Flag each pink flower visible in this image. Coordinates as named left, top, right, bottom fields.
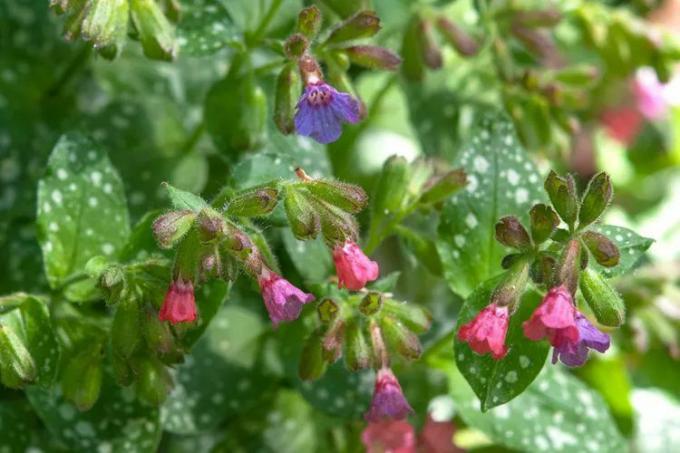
left=633, top=67, right=669, bottom=120
left=333, top=241, right=379, bottom=291
left=365, top=367, right=413, bottom=422
left=257, top=271, right=315, bottom=326
left=419, top=416, right=462, bottom=453
left=159, top=279, right=197, bottom=324
left=523, top=285, right=579, bottom=347
left=600, top=107, right=643, bottom=146
left=361, top=420, right=416, bottom=453
left=457, top=303, right=509, bottom=360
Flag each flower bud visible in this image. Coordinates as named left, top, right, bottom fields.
left=419, top=169, right=467, bottom=205
left=513, top=8, right=562, bottom=28
left=579, top=172, right=613, bottom=228
left=99, top=265, right=126, bottom=303
left=326, top=10, right=381, bottom=44
left=274, top=63, right=298, bottom=134
left=435, top=17, right=479, bottom=56
left=495, top=216, right=531, bottom=250
left=344, top=45, right=401, bottom=70
left=111, top=350, right=134, bottom=387
left=317, top=298, right=340, bottom=324
left=161, top=0, right=181, bottom=23
left=582, top=231, right=620, bottom=268
left=0, top=326, right=36, bottom=388
left=130, top=0, right=177, bottom=61
left=511, top=25, right=558, bottom=63
left=225, top=186, right=279, bottom=218
left=553, top=65, right=600, bottom=86
left=81, top=0, right=129, bottom=59
left=580, top=267, right=626, bottom=327
left=152, top=210, right=195, bottom=249
left=530, top=252, right=557, bottom=285
left=544, top=171, right=578, bottom=226
left=301, top=174, right=368, bottom=214
left=299, top=330, right=327, bottom=381
left=61, top=0, right=89, bottom=41
left=556, top=239, right=581, bottom=295
left=143, top=305, right=177, bottom=355
left=530, top=203, right=559, bottom=244
left=62, top=345, right=103, bottom=411
left=284, top=187, right=320, bottom=240
left=359, top=292, right=383, bottom=316
left=196, top=208, right=225, bottom=241
left=321, top=319, right=345, bottom=363
left=372, top=155, right=410, bottom=216
left=111, top=297, right=141, bottom=359
left=284, top=33, right=309, bottom=59
left=418, top=19, right=442, bottom=70
left=314, top=199, right=359, bottom=245
left=133, top=356, right=173, bottom=406
left=344, top=318, right=371, bottom=371
left=401, top=16, right=425, bottom=81
left=380, top=315, right=422, bottom=360
left=382, top=300, right=431, bottom=334
left=491, top=260, right=530, bottom=307
left=297, top=5, right=322, bottom=38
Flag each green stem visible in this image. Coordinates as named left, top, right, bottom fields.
left=181, top=122, right=206, bottom=155
left=249, top=0, right=284, bottom=46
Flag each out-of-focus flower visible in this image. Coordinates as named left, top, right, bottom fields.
left=333, top=240, right=379, bottom=290
left=457, top=303, right=510, bottom=360
left=633, top=67, right=669, bottom=120
left=362, top=420, right=416, bottom=453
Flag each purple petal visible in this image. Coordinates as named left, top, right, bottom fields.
left=330, top=91, right=361, bottom=124
left=576, top=315, right=610, bottom=353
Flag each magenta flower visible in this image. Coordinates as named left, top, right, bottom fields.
left=523, top=285, right=579, bottom=347
left=365, top=367, right=414, bottom=422
left=551, top=312, right=610, bottom=367
left=361, top=420, right=416, bottom=453
left=633, top=68, right=668, bottom=120
left=159, top=279, right=197, bottom=324
left=257, top=271, right=315, bottom=326
left=294, top=81, right=361, bottom=144
left=457, top=303, right=509, bottom=360
left=332, top=240, right=379, bottom=291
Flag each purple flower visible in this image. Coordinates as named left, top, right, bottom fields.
left=257, top=271, right=315, bottom=326
left=551, top=312, right=610, bottom=367
left=294, top=82, right=361, bottom=144
left=365, top=367, right=414, bottom=422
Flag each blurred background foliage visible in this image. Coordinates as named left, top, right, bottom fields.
left=0, top=0, right=679, bottom=452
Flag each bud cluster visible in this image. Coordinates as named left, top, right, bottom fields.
left=50, top=0, right=178, bottom=60
left=458, top=171, right=625, bottom=368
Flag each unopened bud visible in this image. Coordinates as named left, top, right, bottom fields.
left=401, top=16, right=425, bottom=81
left=153, top=210, right=195, bottom=249
left=314, top=199, right=359, bottom=245
left=579, top=172, right=613, bottom=228
left=530, top=252, right=557, bottom=285
left=582, top=231, right=620, bottom=268
left=274, top=63, right=298, bottom=134
left=495, top=216, right=531, bottom=250
left=298, top=54, right=323, bottom=85
left=435, top=17, right=479, bottom=56
left=359, top=292, right=383, bottom=316
left=0, top=326, right=36, bottom=388
left=99, top=265, right=125, bottom=303
left=511, top=25, right=558, bottom=63
left=130, top=0, right=178, bottom=61
left=302, top=176, right=368, bottom=214
left=284, top=33, right=309, bottom=59
left=196, top=208, right=225, bottom=240
left=491, top=260, right=529, bottom=307
left=81, top=0, right=129, bottom=59
left=133, top=356, right=173, bottom=406
left=344, top=318, right=371, bottom=371
left=226, top=186, right=279, bottom=218
left=299, top=330, right=327, bottom=381
left=382, top=300, right=431, bottom=334
left=143, top=306, right=177, bottom=355
left=530, top=203, right=559, bottom=244
left=556, top=239, right=581, bottom=295
left=554, top=65, right=600, bottom=86
left=419, top=169, right=467, bottom=205
left=380, top=315, right=422, bottom=360
left=418, top=19, right=442, bottom=70
left=111, top=297, right=141, bottom=359
left=544, top=171, right=578, bottom=226
left=513, top=8, right=562, bottom=28
left=161, top=0, right=181, bottom=23
left=297, top=5, right=322, bottom=38
left=322, top=319, right=345, bottom=363
left=372, top=155, right=410, bottom=216
left=580, top=267, right=625, bottom=327
left=344, top=45, right=401, bottom=70
left=284, top=187, right=320, bottom=240
left=112, top=351, right=134, bottom=387
left=317, top=298, right=340, bottom=323
left=62, top=345, right=103, bottom=411
left=326, top=10, right=381, bottom=44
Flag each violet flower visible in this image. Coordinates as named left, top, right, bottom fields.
left=365, top=367, right=413, bottom=422
left=551, top=312, right=610, bottom=367
left=294, top=82, right=360, bottom=144
left=258, top=271, right=315, bottom=326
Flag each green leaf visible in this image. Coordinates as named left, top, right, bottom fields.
left=436, top=114, right=546, bottom=297
left=590, top=225, right=653, bottom=278
left=177, top=0, right=237, bottom=56
left=162, top=304, right=275, bottom=434
left=455, top=277, right=549, bottom=411
left=162, top=182, right=209, bottom=212
left=447, top=363, right=627, bottom=452
left=119, top=210, right=168, bottom=262
left=632, top=388, right=680, bottom=451
left=27, top=372, right=162, bottom=452
left=0, top=295, right=60, bottom=387
left=0, top=399, right=37, bottom=451
left=178, top=280, right=230, bottom=348
left=281, top=229, right=332, bottom=282
left=36, top=133, right=130, bottom=301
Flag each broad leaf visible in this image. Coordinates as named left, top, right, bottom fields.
left=281, top=229, right=333, bottom=282
left=177, top=0, right=238, bottom=56
left=162, top=304, right=275, bottom=434
left=162, top=182, right=209, bottom=212
left=448, top=363, right=627, bottom=452
left=590, top=225, right=653, bottom=278
left=454, top=277, right=549, bottom=411
left=0, top=295, right=60, bottom=387
left=0, top=399, right=37, bottom=451
left=437, top=114, right=546, bottom=297
left=37, top=133, right=130, bottom=301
